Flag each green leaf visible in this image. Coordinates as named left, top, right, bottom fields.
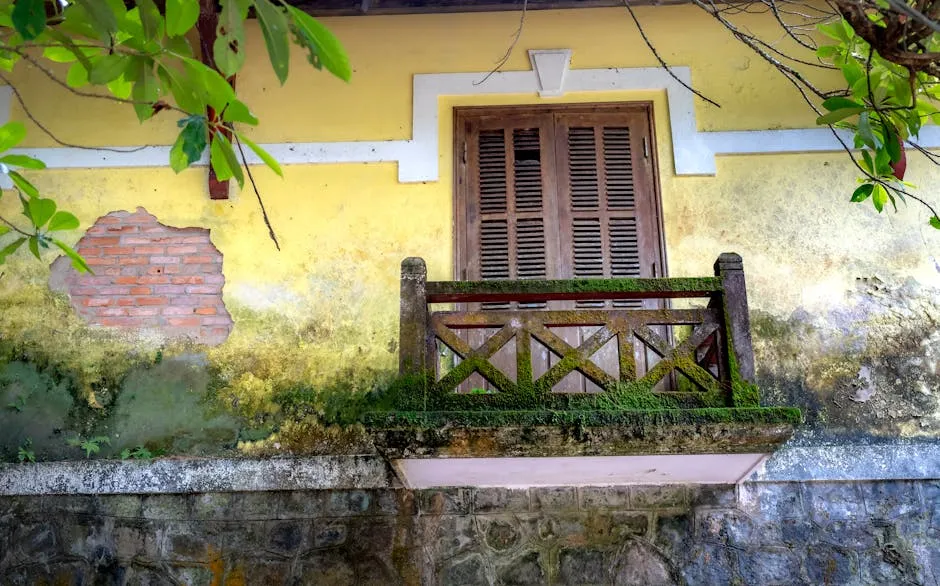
left=12, top=0, right=46, bottom=40
left=816, top=45, right=839, bottom=59
left=851, top=183, right=873, bottom=202
left=107, top=75, right=133, bottom=100
left=818, top=21, right=848, bottom=42
left=72, top=0, right=119, bottom=37
left=180, top=57, right=236, bottom=111
left=874, top=146, right=891, bottom=175
left=0, top=154, right=45, bottom=169
left=48, top=211, right=80, bottom=232
left=170, top=116, right=207, bottom=173
left=214, top=0, right=247, bottom=77
left=872, top=183, right=888, bottom=212
left=0, top=225, right=8, bottom=237
left=8, top=171, right=38, bottom=197
left=169, top=116, right=208, bottom=172
left=0, top=49, right=22, bottom=73
left=236, top=132, right=282, bottom=177
left=130, top=58, right=161, bottom=122
left=44, top=27, right=94, bottom=74
left=884, top=125, right=901, bottom=164
left=210, top=133, right=244, bottom=187
left=222, top=100, right=258, bottom=125
left=842, top=59, right=865, bottom=88
left=285, top=5, right=351, bottom=82
left=860, top=150, right=874, bottom=174
left=165, top=0, right=200, bottom=37
left=929, top=216, right=940, bottom=229
left=43, top=46, right=80, bottom=64
left=822, top=97, right=863, bottom=111
left=253, top=0, right=290, bottom=85
left=816, top=107, right=865, bottom=125
left=136, top=0, right=163, bottom=41
left=157, top=64, right=205, bottom=114
left=27, top=197, right=56, bottom=228
left=27, top=235, right=39, bottom=259
left=0, top=121, right=26, bottom=152
left=89, top=54, right=131, bottom=84
left=0, top=237, right=25, bottom=263
left=857, top=112, right=879, bottom=149
left=892, top=76, right=912, bottom=108
left=66, top=62, right=90, bottom=88
left=52, top=239, right=92, bottom=273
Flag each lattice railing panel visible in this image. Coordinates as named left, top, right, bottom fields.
left=430, top=309, right=724, bottom=394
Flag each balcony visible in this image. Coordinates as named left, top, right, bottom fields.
left=364, top=253, right=800, bottom=487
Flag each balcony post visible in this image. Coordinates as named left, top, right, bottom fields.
left=400, top=257, right=430, bottom=376
left=714, top=253, right=755, bottom=383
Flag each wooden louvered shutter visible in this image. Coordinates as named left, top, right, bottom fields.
left=554, top=111, right=664, bottom=307
left=459, top=114, right=561, bottom=308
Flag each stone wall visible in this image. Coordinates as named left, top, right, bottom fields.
left=1, top=480, right=937, bottom=585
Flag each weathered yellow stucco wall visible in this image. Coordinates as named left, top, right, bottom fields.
left=1, top=5, right=938, bottom=453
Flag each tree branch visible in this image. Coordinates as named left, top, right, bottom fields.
left=622, top=0, right=722, bottom=108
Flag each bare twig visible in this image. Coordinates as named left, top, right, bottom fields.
left=907, top=140, right=940, bottom=165
left=16, top=52, right=186, bottom=115
left=474, top=0, right=528, bottom=85
left=689, top=0, right=841, bottom=99
left=622, top=0, right=721, bottom=107
left=0, top=214, right=31, bottom=236
left=0, top=72, right=150, bottom=153
left=233, top=133, right=281, bottom=251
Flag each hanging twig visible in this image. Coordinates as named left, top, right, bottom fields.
left=16, top=53, right=184, bottom=112
left=474, top=0, right=529, bottom=85
left=622, top=0, right=721, bottom=108
left=0, top=72, right=150, bottom=153
left=233, top=133, right=281, bottom=251
left=689, top=0, right=841, bottom=99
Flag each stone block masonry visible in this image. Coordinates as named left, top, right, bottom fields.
left=50, top=207, right=233, bottom=346
left=1, top=480, right=937, bottom=584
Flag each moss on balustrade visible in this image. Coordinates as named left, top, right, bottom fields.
left=427, top=277, right=722, bottom=298
left=360, top=407, right=802, bottom=429
left=364, top=370, right=770, bottom=416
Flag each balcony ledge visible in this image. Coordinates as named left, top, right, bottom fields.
left=364, top=407, right=799, bottom=487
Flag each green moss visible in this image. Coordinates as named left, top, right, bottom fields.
left=0, top=282, right=162, bottom=407
left=0, top=361, right=74, bottom=461
left=103, top=357, right=241, bottom=456
left=427, top=277, right=722, bottom=298
left=238, top=415, right=373, bottom=456
left=361, top=407, right=802, bottom=429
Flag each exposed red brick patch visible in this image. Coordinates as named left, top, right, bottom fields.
left=51, top=207, right=233, bottom=346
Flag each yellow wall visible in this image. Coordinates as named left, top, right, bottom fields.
left=2, top=6, right=939, bottom=434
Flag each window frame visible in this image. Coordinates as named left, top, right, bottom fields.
left=452, top=102, right=668, bottom=282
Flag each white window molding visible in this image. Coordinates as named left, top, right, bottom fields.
left=2, top=51, right=937, bottom=187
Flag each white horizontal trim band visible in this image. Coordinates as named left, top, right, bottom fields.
left=2, top=53, right=937, bottom=187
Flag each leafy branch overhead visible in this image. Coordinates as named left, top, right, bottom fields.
left=655, top=0, right=940, bottom=229
left=0, top=0, right=351, bottom=267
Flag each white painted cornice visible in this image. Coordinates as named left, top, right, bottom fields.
left=2, top=52, right=937, bottom=188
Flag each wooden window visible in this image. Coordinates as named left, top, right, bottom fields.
left=455, top=103, right=665, bottom=296
left=453, top=103, right=667, bottom=392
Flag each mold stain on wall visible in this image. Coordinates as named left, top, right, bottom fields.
left=754, top=276, right=940, bottom=437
